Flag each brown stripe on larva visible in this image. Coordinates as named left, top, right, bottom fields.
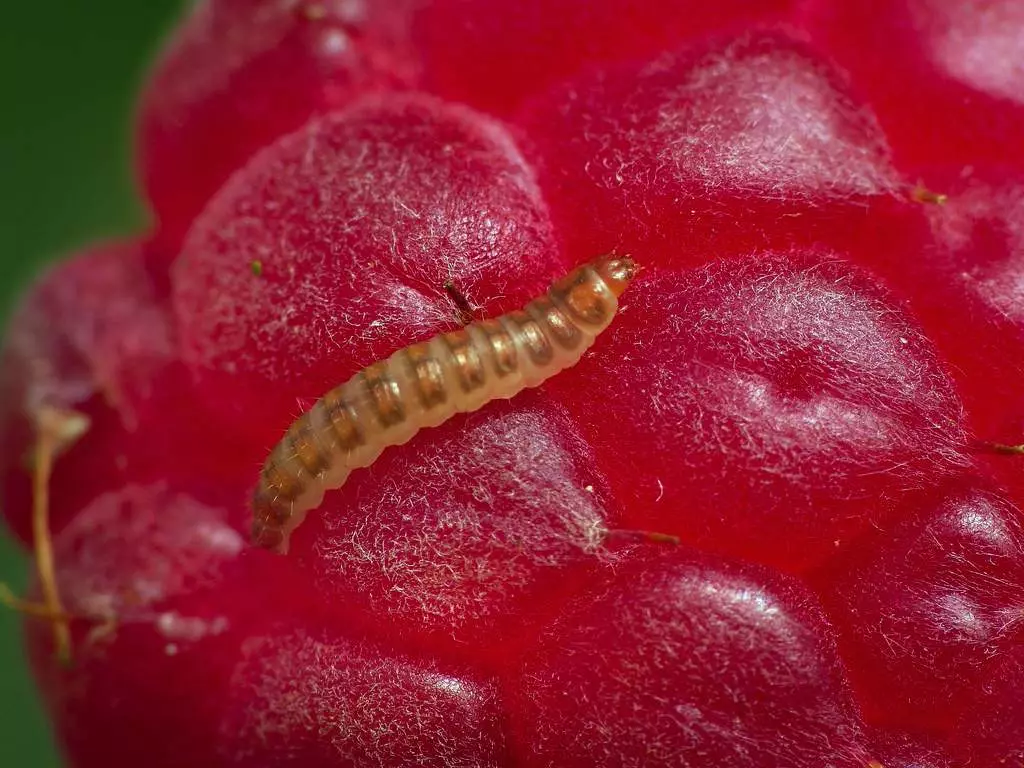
left=442, top=328, right=488, bottom=392
left=477, top=319, right=518, bottom=377
left=252, top=255, right=638, bottom=554
left=361, top=363, right=407, bottom=427
left=254, top=495, right=292, bottom=532
left=503, top=310, right=554, bottom=366
left=403, top=342, right=448, bottom=409
left=526, top=296, right=582, bottom=351
left=251, top=517, right=285, bottom=551
left=548, top=264, right=614, bottom=327
left=253, top=488, right=291, bottom=526
left=322, top=389, right=366, bottom=451
left=286, top=412, right=331, bottom=476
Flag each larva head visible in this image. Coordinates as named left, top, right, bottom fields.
left=549, top=255, right=639, bottom=330
left=593, top=255, right=639, bottom=298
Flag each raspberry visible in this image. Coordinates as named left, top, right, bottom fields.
left=5, top=0, right=1024, bottom=765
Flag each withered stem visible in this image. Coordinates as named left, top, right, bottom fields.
left=0, top=582, right=75, bottom=622
left=975, top=441, right=1024, bottom=456
left=605, top=528, right=682, bottom=546
left=31, top=407, right=76, bottom=662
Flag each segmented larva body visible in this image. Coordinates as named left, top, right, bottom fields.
left=251, top=256, right=639, bottom=553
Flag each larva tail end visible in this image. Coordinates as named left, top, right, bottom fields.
left=593, top=255, right=639, bottom=297
left=251, top=517, right=288, bottom=554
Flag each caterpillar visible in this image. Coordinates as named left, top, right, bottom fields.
left=251, top=255, right=639, bottom=553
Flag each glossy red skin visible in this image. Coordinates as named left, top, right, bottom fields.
left=508, top=549, right=868, bottom=767
left=798, top=0, right=1024, bottom=172
left=5, top=0, right=1024, bottom=765
left=814, top=484, right=1024, bottom=733
left=950, top=644, right=1024, bottom=767
left=514, top=28, right=913, bottom=271
left=869, top=731, right=956, bottom=768
left=138, top=0, right=421, bottom=247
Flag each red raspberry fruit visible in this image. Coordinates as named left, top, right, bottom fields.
left=4, top=1, right=1024, bottom=766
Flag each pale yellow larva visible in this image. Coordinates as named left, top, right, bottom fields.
left=251, top=255, right=639, bottom=553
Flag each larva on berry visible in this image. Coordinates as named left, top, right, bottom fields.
left=251, top=255, right=639, bottom=553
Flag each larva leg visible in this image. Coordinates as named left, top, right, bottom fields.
left=443, top=279, right=479, bottom=325
left=602, top=528, right=682, bottom=546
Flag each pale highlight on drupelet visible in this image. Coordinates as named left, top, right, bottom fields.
left=251, top=255, right=639, bottom=553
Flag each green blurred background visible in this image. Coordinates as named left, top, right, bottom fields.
left=1, top=1, right=185, bottom=763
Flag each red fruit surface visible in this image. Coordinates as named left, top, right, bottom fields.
left=220, top=629, right=506, bottom=766
left=0, top=240, right=170, bottom=442
left=0, top=240, right=252, bottom=546
left=295, top=396, right=615, bottom=655
left=26, top=483, right=267, bottom=768
left=0, top=241, right=174, bottom=543
left=869, top=731, right=955, bottom=768
left=515, top=28, right=910, bottom=269
left=6, top=0, right=1024, bottom=765
left=950, top=643, right=1024, bottom=767
left=413, top=0, right=795, bottom=114
left=815, top=484, right=1024, bottom=732
left=842, top=166, right=1024, bottom=500
left=799, top=0, right=1024, bottom=171
left=138, top=0, right=421, bottom=246
left=508, top=550, right=868, bottom=766
left=865, top=168, right=1023, bottom=436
